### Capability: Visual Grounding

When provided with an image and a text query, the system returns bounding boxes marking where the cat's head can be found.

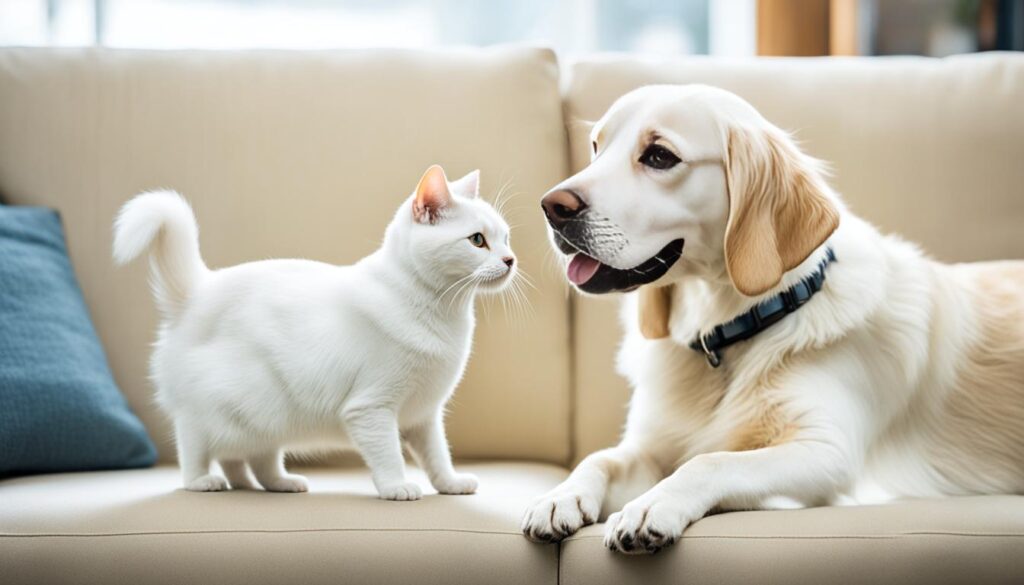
[389,165,515,295]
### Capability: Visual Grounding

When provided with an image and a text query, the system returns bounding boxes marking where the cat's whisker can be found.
[515,267,539,292]
[491,179,515,216]
[478,287,492,324]
[497,272,534,324]
[443,273,479,313]
[499,195,525,218]
[494,186,522,218]
[513,275,535,316]
[454,275,485,312]
[438,273,477,308]
[497,280,510,317]
[447,275,478,312]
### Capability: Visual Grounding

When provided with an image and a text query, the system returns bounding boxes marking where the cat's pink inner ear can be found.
[413,165,451,224]
[451,169,480,199]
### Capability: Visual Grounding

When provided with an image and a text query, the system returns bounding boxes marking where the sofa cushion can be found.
[0,46,572,465]
[561,497,1024,585]
[0,462,567,585]
[561,53,1024,459]
[0,206,156,476]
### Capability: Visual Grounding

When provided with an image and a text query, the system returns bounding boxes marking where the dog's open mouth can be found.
[565,239,685,294]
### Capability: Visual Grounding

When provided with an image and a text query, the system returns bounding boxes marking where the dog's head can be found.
[542,85,839,338]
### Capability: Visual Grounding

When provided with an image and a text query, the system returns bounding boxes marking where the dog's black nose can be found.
[541,189,587,228]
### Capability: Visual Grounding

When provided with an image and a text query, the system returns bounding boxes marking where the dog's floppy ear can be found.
[638,284,673,339]
[723,126,839,296]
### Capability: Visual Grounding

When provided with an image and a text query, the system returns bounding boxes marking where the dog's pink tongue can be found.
[567,253,601,285]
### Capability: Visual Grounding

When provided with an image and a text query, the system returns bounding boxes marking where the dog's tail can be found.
[113,190,209,315]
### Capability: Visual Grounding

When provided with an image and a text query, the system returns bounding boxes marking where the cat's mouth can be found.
[476,269,514,291]
[563,239,685,294]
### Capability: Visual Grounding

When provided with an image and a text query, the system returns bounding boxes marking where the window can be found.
[0,0,757,56]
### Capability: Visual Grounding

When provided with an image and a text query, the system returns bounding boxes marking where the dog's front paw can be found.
[603,492,693,554]
[433,472,479,495]
[378,481,423,501]
[521,488,601,543]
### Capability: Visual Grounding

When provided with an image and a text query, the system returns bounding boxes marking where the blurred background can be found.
[1,0,1022,56]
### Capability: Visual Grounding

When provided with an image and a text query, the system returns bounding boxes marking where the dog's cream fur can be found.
[522,85,1024,554]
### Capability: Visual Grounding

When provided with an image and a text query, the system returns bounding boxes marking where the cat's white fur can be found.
[113,165,515,500]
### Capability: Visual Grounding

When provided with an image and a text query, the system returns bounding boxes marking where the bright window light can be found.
[0,0,757,56]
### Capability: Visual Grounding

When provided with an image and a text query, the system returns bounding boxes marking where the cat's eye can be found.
[591,140,598,154]
[468,233,488,248]
[639,144,682,170]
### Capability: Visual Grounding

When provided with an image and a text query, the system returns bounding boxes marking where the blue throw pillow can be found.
[0,206,157,476]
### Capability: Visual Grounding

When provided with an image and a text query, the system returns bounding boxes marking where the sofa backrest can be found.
[562,53,1024,460]
[4,49,1023,467]
[0,47,573,464]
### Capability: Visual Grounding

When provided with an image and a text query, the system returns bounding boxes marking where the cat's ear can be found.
[449,169,480,199]
[413,165,452,224]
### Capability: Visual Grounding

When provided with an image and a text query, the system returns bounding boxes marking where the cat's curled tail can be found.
[113,190,209,315]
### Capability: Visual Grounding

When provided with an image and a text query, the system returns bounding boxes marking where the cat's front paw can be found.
[433,472,479,495]
[186,474,229,492]
[261,474,309,493]
[378,481,423,501]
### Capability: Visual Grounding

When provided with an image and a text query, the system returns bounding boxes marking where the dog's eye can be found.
[468,233,488,248]
[639,144,681,170]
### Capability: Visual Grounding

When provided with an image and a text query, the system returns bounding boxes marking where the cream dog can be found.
[522,85,1024,554]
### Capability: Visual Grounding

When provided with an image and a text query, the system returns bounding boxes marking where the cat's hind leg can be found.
[249,450,309,493]
[220,459,257,490]
[176,422,228,492]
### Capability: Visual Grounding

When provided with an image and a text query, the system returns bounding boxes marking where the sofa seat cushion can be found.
[0,462,567,585]
[560,496,1024,585]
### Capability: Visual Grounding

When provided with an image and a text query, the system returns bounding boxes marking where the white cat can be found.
[113,165,515,500]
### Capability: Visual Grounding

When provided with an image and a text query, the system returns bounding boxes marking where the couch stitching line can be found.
[562,532,1024,542]
[0,528,533,538]
[4,530,1021,540]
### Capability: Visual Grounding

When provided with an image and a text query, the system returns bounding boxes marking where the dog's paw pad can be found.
[521,490,600,542]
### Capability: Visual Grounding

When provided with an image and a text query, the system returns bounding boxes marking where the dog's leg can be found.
[521,444,662,542]
[604,434,855,554]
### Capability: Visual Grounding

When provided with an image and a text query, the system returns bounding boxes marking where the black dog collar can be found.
[690,248,836,368]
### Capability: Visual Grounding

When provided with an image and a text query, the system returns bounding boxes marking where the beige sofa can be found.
[0,47,1022,585]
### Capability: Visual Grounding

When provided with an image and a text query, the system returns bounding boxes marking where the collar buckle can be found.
[687,247,836,369]
[699,335,722,368]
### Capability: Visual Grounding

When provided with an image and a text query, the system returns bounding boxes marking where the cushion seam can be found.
[0,527,528,538]
[4,530,1021,539]
[563,532,1024,542]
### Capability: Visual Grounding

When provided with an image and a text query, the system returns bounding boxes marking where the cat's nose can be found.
[541,189,587,229]
[503,256,515,268]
